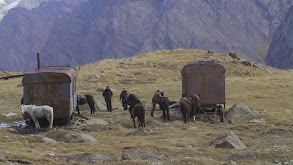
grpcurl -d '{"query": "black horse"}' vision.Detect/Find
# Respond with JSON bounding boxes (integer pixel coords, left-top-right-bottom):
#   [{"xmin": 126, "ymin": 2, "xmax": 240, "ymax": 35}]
[
  {"xmin": 127, "ymin": 94, "xmax": 145, "ymax": 128},
  {"xmin": 158, "ymin": 96, "xmax": 170, "ymax": 120},
  {"xmin": 76, "ymin": 94, "xmax": 96, "ymax": 114}
]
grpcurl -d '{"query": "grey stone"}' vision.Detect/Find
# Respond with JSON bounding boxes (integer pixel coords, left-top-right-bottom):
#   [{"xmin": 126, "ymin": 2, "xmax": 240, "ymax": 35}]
[
  {"xmin": 122, "ymin": 147, "xmax": 171, "ymax": 162},
  {"xmin": 89, "ymin": 74, "xmax": 101, "ymax": 79},
  {"xmin": 59, "ymin": 153, "xmax": 114, "ymax": 164},
  {"xmin": 248, "ymin": 118, "xmax": 265, "ymax": 123},
  {"xmin": 139, "ymin": 69, "xmax": 151, "ymax": 74},
  {"xmin": 283, "ymin": 109, "xmax": 292, "ymax": 113},
  {"xmin": 128, "ymin": 129, "xmax": 149, "ymax": 136},
  {"xmin": 225, "ymin": 103, "xmax": 254, "ymax": 119},
  {"xmin": 209, "ymin": 131, "xmax": 246, "ymax": 149},
  {"xmin": 0, "ymin": 150, "xmax": 4, "ymax": 158},
  {"xmin": 42, "ymin": 137, "xmax": 56, "ymax": 143},
  {"xmin": 84, "ymin": 119, "xmax": 109, "ymax": 126},
  {"xmin": 62, "ymin": 132, "xmax": 97, "ymax": 143},
  {"xmin": 117, "ymin": 73, "xmax": 135, "ymax": 78},
  {"xmin": 97, "ymin": 86, "xmax": 106, "ymax": 92},
  {"xmin": 95, "ymin": 99, "xmax": 107, "ymax": 111}
]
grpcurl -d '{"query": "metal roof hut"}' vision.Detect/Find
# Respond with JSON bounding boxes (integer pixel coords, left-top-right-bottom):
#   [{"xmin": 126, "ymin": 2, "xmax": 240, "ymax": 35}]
[
  {"xmin": 22, "ymin": 66, "xmax": 78, "ymax": 124},
  {"xmin": 181, "ymin": 61, "xmax": 226, "ymax": 122}
]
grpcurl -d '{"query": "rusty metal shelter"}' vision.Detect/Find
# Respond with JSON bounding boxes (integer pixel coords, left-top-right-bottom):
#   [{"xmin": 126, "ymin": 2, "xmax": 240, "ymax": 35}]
[
  {"xmin": 22, "ymin": 66, "xmax": 78, "ymax": 124},
  {"xmin": 181, "ymin": 61, "xmax": 226, "ymax": 122}
]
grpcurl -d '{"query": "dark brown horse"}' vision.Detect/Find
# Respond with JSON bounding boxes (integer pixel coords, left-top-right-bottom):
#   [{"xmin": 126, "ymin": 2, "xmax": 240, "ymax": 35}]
[
  {"xmin": 76, "ymin": 94, "xmax": 96, "ymax": 114},
  {"xmin": 188, "ymin": 94, "xmax": 201, "ymax": 122},
  {"xmin": 130, "ymin": 103, "xmax": 145, "ymax": 128},
  {"xmin": 158, "ymin": 96, "xmax": 170, "ymax": 120},
  {"xmin": 127, "ymin": 94, "xmax": 145, "ymax": 128},
  {"xmin": 179, "ymin": 97, "xmax": 192, "ymax": 123}
]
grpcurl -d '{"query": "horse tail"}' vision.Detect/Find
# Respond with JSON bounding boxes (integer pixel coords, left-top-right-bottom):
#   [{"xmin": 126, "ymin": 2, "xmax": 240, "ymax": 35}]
[{"xmin": 50, "ymin": 107, "xmax": 54, "ymax": 129}]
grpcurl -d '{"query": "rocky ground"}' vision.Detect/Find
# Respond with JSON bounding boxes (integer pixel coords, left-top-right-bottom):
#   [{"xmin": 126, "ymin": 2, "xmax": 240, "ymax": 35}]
[{"xmin": 0, "ymin": 49, "xmax": 292, "ymax": 165}]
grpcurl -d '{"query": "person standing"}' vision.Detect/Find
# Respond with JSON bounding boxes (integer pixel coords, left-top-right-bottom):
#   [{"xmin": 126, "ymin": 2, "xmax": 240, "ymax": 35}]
[
  {"xmin": 150, "ymin": 89, "xmax": 163, "ymax": 117},
  {"xmin": 103, "ymin": 86, "xmax": 113, "ymax": 112},
  {"xmin": 119, "ymin": 88, "xmax": 129, "ymax": 110}
]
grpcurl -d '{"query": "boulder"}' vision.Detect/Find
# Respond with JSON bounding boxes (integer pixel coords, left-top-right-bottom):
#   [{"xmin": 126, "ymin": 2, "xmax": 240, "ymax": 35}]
[
  {"xmin": 283, "ymin": 109, "xmax": 292, "ymax": 113},
  {"xmin": 95, "ymin": 99, "xmax": 107, "ymax": 111},
  {"xmin": 59, "ymin": 153, "xmax": 114, "ymax": 164},
  {"xmin": 84, "ymin": 119, "xmax": 109, "ymax": 126},
  {"xmin": 122, "ymin": 147, "xmax": 171, "ymax": 162},
  {"xmin": 240, "ymin": 60, "xmax": 252, "ymax": 66},
  {"xmin": 97, "ymin": 86, "xmax": 106, "ymax": 92},
  {"xmin": 89, "ymin": 74, "xmax": 101, "ymax": 79},
  {"xmin": 42, "ymin": 137, "xmax": 56, "ymax": 143},
  {"xmin": 139, "ymin": 69, "xmax": 151, "ymax": 74},
  {"xmin": 209, "ymin": 131, "xmax": 246, "ymax": 149},
  {"xmin": 228, "ymin": 51, "xmax": 240, "ymax": 60},
  {"xmin": 62, "ymin": 132, "xmax": 97, "ymax": 143},
  {"xmin": 225, "ymin": 103, "xmax": 254, "ymax": 119}
]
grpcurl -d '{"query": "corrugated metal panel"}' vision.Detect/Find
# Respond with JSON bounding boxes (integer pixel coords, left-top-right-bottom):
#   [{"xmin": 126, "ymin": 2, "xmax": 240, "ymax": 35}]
[
  {"xmin": 181, "ymin": 61, "xmax": 226, "ymax": 105},
  {"xmin": 22, "ymin": 66, "xmax": 77, "ymax": 83},
  {"xmin": 22, "ymin": 66, "xmax": 77, "ymax": 119}
]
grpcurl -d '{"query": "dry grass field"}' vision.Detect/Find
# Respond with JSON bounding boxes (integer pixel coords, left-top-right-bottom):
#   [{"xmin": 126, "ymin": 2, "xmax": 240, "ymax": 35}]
[{"xmin": 0, "ymin": 49, "xmax": 292, "ymax": 165}]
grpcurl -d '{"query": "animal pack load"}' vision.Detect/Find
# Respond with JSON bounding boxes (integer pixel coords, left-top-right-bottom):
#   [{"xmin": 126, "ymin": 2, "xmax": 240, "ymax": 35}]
[
  {"xmin": 22, "ymin": 66, "xmax": 78, "ymax": 124},
  {"xmin": 181, "ymin": 61, "xmax": 226, "ymax": 122}
]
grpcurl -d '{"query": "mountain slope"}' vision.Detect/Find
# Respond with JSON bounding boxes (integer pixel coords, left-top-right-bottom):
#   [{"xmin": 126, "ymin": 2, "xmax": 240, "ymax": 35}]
[
  {"xmin": 266, "ymin": 6, "xmax": 293, "ymax": 69},
  {"xmin": 1, "ymin": 0, "xmax": 293, "ymax": 71}
]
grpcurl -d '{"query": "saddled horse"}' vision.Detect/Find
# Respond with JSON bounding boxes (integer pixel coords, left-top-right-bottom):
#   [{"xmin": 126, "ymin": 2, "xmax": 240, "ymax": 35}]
[
  {"xmin": 158, "ymin": 96, "xmax": 170, "ymax": 120},
  {"xmin": 188, "ymin": 94, "xmax": 201, "ymax": 122},
  {"xmin": 127, "ymin": 94, "xmax": 145, "ymax": 128},
  {"xmin": 76, "ymin": 94, "xmax": 96, "ymax": 114},
  {"xmin": 179, "ymin": 97, "xmax": 192, "ymax": 123},
  {"xmin": 21, "ymin": 104, "xmax": 54, "ymax": 129}
]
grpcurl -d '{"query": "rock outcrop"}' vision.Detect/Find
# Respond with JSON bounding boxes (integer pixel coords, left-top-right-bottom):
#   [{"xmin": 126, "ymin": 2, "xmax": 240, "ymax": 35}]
[{"xmin": 266, "ymin": 6, "xmax": 293, "ymax": 69}]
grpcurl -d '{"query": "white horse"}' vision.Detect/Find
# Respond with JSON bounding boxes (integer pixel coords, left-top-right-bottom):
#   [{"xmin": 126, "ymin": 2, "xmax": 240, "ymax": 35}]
[{"xmin": 21, "ymin": 104, "xmax": 54, "ymax": 129}]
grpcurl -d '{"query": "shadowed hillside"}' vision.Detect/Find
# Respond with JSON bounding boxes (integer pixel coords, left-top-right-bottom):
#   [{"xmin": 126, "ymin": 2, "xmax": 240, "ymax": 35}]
[
  {"xmin": 1, "ymin": 0, "xmax": 293, "ymax": 71},
  {"xmin": 0, "ymin": 49, "xmax": 292, "ymax": 164}
]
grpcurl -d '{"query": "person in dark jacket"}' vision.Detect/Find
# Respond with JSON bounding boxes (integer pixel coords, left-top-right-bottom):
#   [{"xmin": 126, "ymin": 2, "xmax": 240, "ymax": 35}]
[
  {"xmin": 119, "ymin": 88, "xmax": 129, "ymax": 110},
  {"xmin": 103, "ymin": 86, "xmax": 113, "ymax": 112}
]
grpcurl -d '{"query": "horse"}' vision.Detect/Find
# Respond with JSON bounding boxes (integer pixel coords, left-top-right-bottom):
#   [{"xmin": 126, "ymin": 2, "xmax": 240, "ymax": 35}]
[
  {"xmin": 127, "ymin": 94, "xmax": 139, "ymax": 113},
  {"xmin": 21, "ymin": 104, "xmax": 54, "ymax": 129},
  {"xmin": 188, "ymin": 94, "xmax": 201, "ymax": 122},
  {"xmin": 158, "ymin": 96, "xmax": 170, "ymax": 120},
  {"xmin": 130, "ymin": 103, "xmax": 146, "ymax": 128},
  {"xmin": 127, "ymin": 94, "xmax": 145, "ymax": 128},
  {"xmin": 179, "ymin": 97, "xmax": 192, "ymax": 123},
  {"xmin": 76, "ymin": 94, "xmax": 96, "ymax": 114}
]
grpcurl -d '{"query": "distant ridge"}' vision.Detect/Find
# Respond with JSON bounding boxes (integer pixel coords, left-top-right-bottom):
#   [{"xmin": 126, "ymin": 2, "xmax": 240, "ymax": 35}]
[{"xmin": 0, "ymin": 0, "xmax": 293, "ymax": 71}]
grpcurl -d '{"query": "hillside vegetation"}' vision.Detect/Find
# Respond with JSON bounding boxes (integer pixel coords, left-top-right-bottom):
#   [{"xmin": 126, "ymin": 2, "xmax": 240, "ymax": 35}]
[{"xmin": 0, "ymin": 49, "xmax": 292, "ymax": 164}]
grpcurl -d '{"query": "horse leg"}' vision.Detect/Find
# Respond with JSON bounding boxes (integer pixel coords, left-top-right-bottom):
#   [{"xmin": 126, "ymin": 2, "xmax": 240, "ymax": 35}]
[
  {"xmin": 133, "ymin": 118, "xmax": 136, "ymax": 128},
  {"xmin": 182, "ymin": 110, "xmax": 187, "ymax": 123},
  {"xmin": 45, "ymin": 114, "xmax": 52, "ymax": 129},
  {"xmin": 76, "ymin": 106, "xmax": 80, "ymax": 115},
  {"xmin": 167, "ymin": 108, "xmax": 170, "ymax": 120},
  {"xmin": 31, "ymin": 117, "xmax": 40, "ymax": 129},
  {"xmin": 138, "ymin": 117, "xmax": 141, "ymax": 127},
  {"xmin": 162, "ymin": 108, "xmax": 166, "ymax": 120}
]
